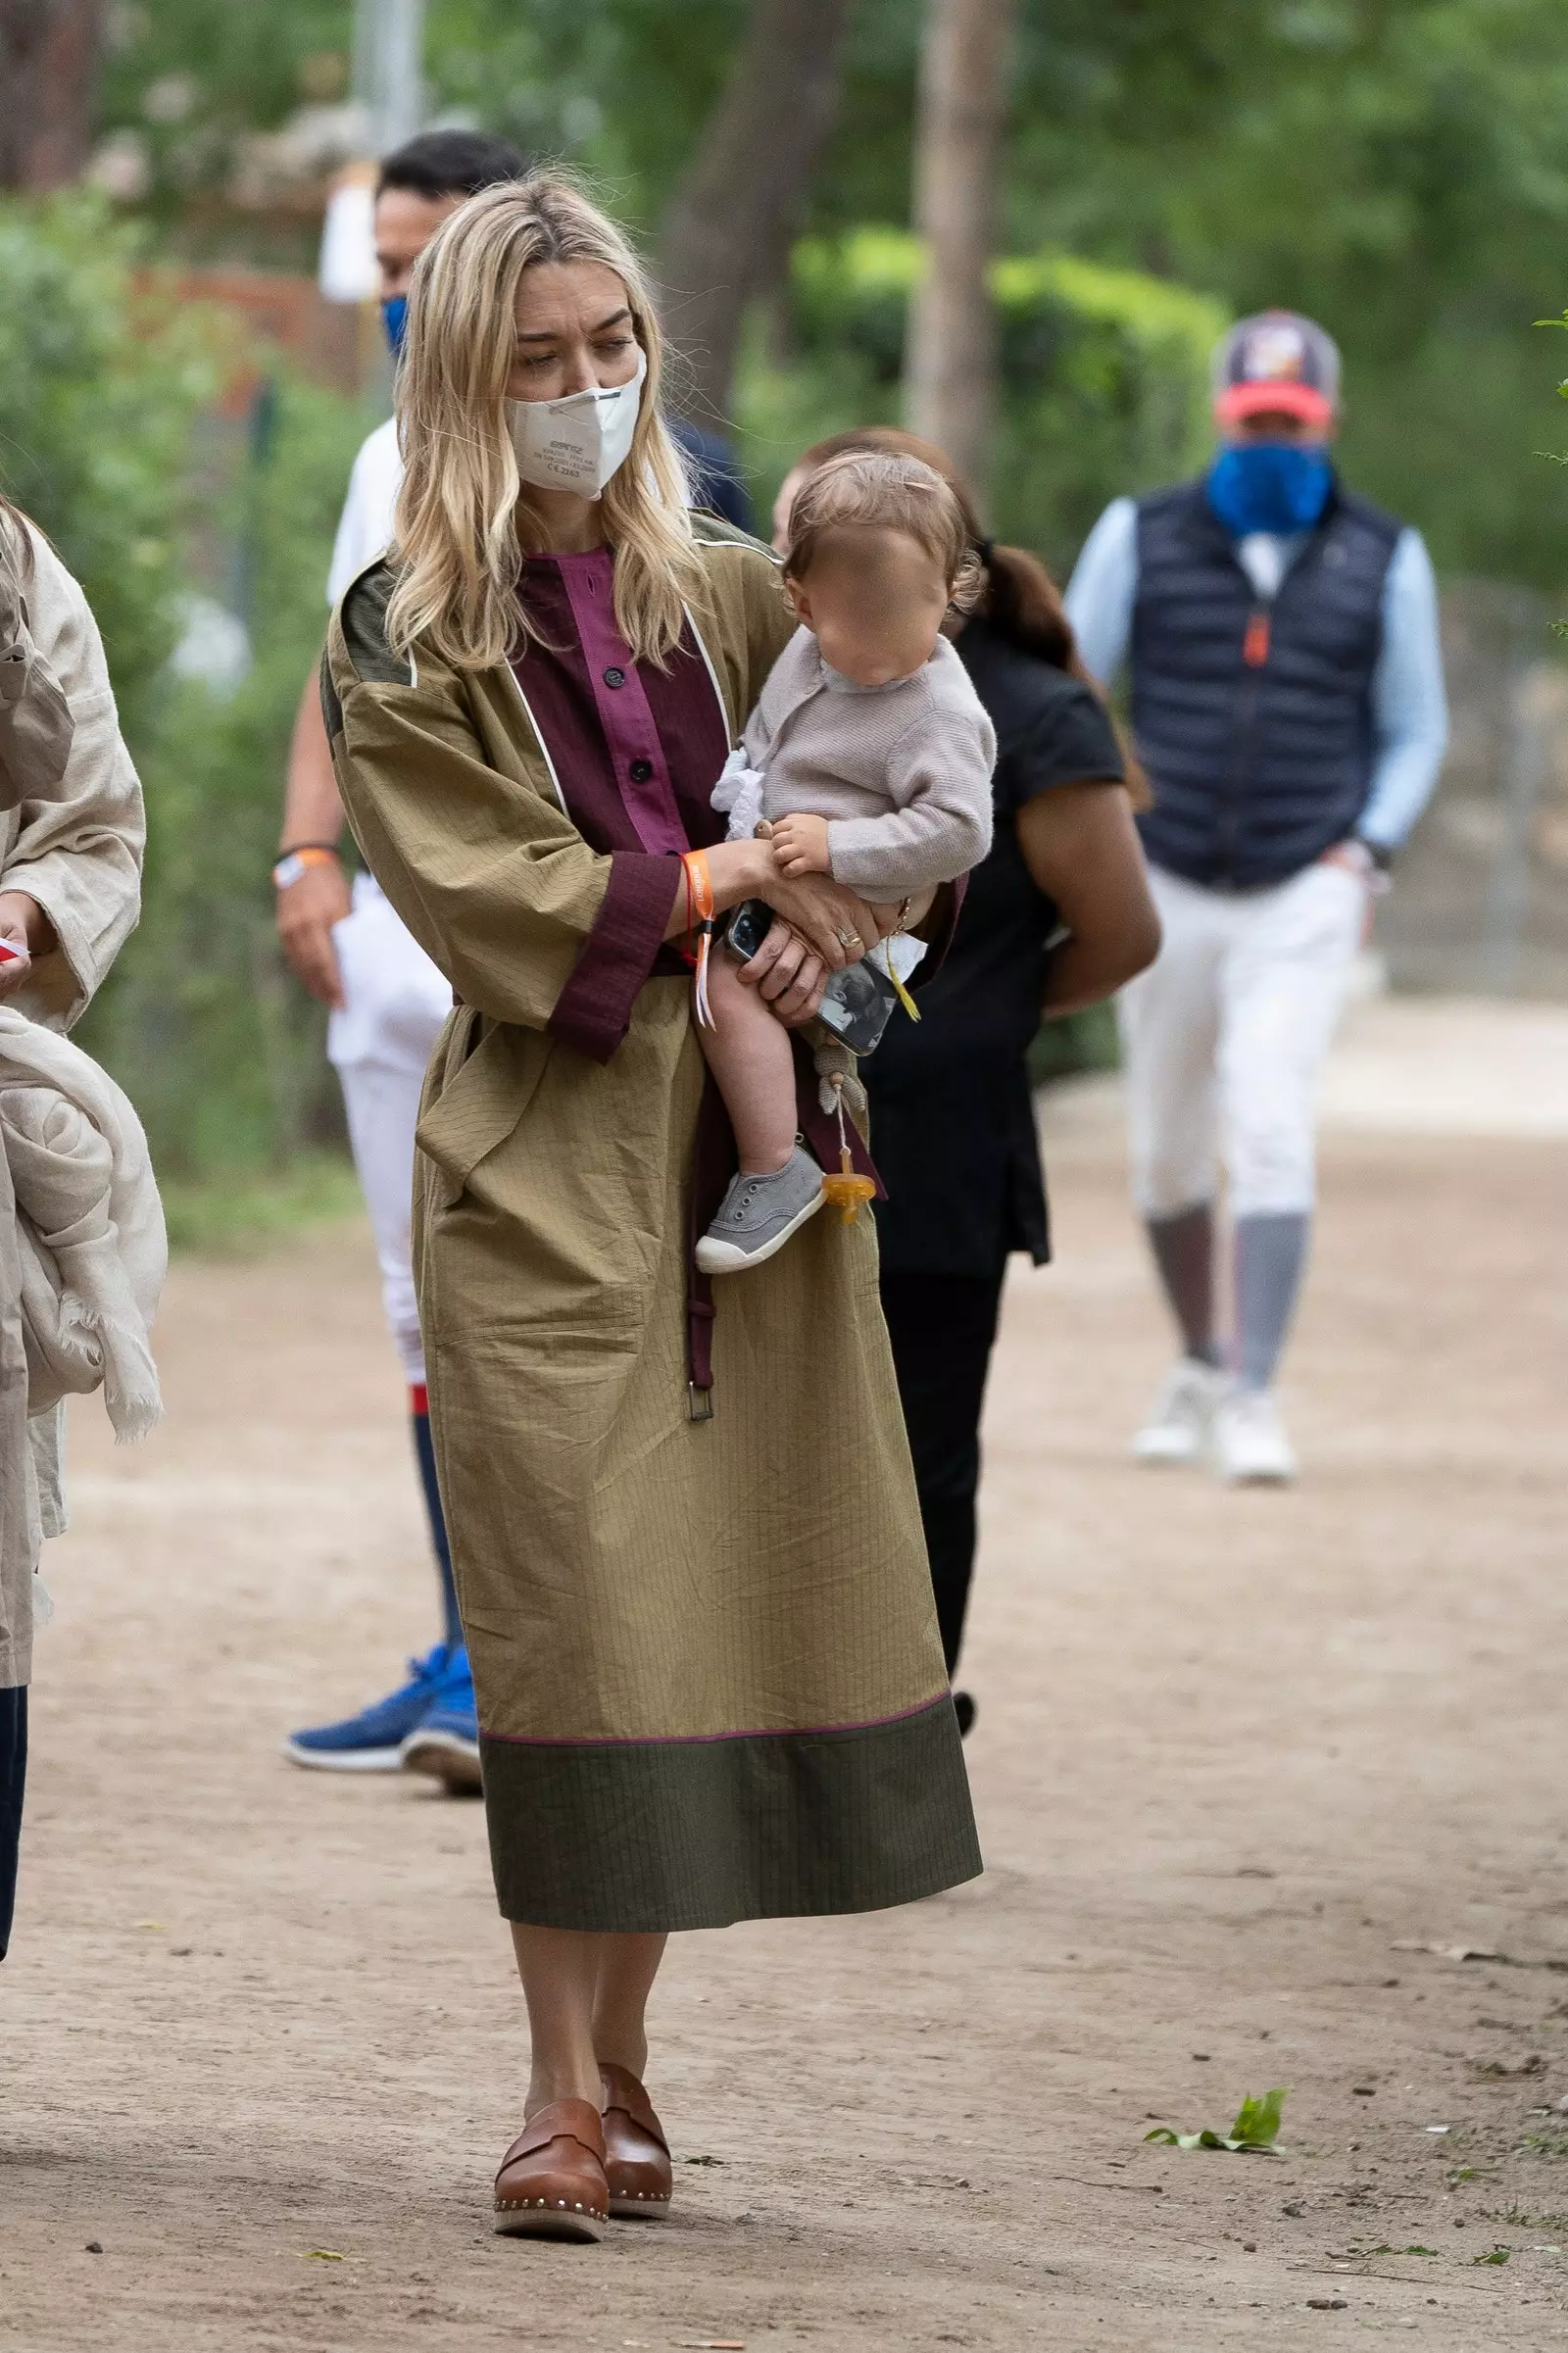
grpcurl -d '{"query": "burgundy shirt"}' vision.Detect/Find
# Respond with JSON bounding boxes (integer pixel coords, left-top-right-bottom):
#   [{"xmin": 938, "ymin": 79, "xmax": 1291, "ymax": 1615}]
[{"xmin": 510, "ymin": 549, "xmax": 730, "ymax": 1063}]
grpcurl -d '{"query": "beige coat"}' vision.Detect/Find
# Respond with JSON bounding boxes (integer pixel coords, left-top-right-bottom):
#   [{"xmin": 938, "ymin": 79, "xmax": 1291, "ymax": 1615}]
[
  {"xmin": 0, "ymin": 517, "xmax": 145, "ymax": 1687},
  {"xmin": 324, "ymin": 525, "xmax": 979, "ymax": 1932}
]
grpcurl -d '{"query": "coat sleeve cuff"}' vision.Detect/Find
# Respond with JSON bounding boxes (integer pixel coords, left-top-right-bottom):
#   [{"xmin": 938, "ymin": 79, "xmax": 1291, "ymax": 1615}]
[{"xmin": 548, "ymin": 852, "xmax": 679, "ymax": 1063}]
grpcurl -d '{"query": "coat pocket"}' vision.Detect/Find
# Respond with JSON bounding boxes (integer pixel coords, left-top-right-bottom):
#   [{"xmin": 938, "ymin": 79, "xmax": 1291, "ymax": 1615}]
[{"xmin": 416, "ymin": 1010, "xmax": 554, "ymax": 1208}]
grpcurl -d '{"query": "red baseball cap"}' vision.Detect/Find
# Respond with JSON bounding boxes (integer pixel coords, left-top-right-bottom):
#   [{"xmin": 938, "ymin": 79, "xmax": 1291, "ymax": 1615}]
[{"xmin": 1212, "ymin": 311, "xmax": 1341, "ymax": 428}]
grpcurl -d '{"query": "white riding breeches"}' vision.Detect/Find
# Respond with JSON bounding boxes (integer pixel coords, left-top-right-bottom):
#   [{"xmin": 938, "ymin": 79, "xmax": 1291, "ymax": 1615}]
[
  {"xmin": 326, "ymin": 875, "xmax": 453, "ymax": 1384},
  {"xmin": 1116, "ymin": 858, "xmax": 1366, "ymax": 1221}
]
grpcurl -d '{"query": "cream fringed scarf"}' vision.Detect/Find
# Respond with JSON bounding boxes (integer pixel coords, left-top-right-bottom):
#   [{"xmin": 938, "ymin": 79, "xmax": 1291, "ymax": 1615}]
[
  {"xmin": 0, "ymin": 1008, "xmax": 165, "ymax": 1686},
  {"xmin": 1, "ymin": 1008, "xmax": 165, "ymax": 1438}
]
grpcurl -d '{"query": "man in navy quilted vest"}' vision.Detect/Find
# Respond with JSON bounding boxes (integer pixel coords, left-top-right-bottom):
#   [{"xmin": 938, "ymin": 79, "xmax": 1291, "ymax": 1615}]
[{"xmin": 1065, "ymin": 311, "xmax": 1447, "ymax": 1484}]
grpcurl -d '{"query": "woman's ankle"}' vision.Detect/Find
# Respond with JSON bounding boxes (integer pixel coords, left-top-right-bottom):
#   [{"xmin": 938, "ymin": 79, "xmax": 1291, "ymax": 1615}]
[
  {"xmin": 592, "ymin": 2028, "xmax": 649, "ymax": 2081},
  {"xmin": 525, "ymin": 2055, "xmax": 603, "ymax": 2115}
]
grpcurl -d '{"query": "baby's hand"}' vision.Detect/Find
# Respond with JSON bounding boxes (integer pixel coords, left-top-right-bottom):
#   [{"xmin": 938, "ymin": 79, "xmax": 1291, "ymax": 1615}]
[{"xmin": 770, "ymin": 811, "xmax": 832, "ymax": 879}]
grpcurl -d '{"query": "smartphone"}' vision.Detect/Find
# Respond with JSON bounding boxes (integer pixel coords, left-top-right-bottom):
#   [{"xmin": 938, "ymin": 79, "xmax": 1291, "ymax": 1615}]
[
  {"xmin": 725, "ymin": 898, "xmax": 898, "ymax": 1055},
  {"xmin": 724, "ymin": 899, "xmax": 773, "ymax": 960}
]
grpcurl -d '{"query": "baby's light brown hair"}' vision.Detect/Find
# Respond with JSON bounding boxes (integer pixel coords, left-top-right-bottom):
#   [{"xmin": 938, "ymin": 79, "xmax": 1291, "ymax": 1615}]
[{"xmin": 782, "ymin": 450, "xmax": 983, "ymax": 609}]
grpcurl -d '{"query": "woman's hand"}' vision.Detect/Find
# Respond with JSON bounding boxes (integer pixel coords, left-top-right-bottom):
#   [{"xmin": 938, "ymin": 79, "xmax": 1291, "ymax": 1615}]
[
  {"xmin": 0, "ymin": 889, "xmax": 54, "ymax": 1001},
  {"xmin": 757, "ymin": 867, "xmax": 885, "ymax": 970},
  {"xmin": 737, "ymin": 869, "xmax": 886, "ymax": 1028},
  {"xmin": 738, "ymin": 920, "xmax": 830, "ymax": 1026}
]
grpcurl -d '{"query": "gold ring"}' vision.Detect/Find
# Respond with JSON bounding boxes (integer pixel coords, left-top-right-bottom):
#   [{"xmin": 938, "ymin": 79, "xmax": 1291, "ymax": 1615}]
[{"xmin": 836, "ymin": 928, "xmax": 863, "ymax": 952}]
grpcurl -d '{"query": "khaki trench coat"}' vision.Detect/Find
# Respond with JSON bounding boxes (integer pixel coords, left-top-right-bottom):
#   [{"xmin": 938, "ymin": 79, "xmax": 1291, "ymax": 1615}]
[{"xmin": 325, "ymin": 523, "xmax": 979, "ymax": 1932}]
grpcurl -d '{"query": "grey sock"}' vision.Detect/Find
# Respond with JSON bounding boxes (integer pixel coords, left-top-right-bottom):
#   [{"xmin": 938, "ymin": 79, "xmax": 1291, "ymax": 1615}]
[
  {"xmin": 1146, "ymin": 1201, "xmax": 1222, "ymax": 1368},
  {"xmin": 1235, "ymin": 1211, "xmax": 1310, "ymax": 1392}
]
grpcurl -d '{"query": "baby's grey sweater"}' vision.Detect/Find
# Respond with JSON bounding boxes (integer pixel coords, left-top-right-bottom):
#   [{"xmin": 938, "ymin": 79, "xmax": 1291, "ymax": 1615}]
[{"xmin": 741, "ymin": 627, "xmax": 996, "ymax": 895}]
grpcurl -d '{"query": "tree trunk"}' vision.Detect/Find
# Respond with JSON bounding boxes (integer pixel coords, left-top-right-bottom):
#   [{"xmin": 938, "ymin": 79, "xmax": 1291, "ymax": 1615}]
[
  {"xmin": 905, "ymin": 0, "xmax": 1016, "ymax": 515},
  {"xmin": 0, "ymin": 0, "xmax": 105, "ymax": 191},
  {"xmin": 658, "ymin": 0, "xmax": 852, "ymax": 424}
]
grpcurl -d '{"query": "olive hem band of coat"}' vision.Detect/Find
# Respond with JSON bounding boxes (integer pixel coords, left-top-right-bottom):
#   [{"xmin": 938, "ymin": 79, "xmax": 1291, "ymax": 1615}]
[{"xmin": 478, "ymin": 1693, "xmax": 982, "ymax": 1933}]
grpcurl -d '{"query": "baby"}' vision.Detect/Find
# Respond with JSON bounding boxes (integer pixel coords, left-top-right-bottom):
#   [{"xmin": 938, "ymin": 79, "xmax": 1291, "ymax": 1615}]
[{"xmin": 695, "ymin": 451, "xmax": 996, "ymax": 1273}]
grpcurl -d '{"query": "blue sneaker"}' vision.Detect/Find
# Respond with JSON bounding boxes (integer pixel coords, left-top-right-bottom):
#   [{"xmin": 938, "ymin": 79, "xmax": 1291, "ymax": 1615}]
[
  {"xmin": 284, "ymin": 1642, "xmax": 462, "ymax": 1774},
  {"xmin": 399, "ymin": 1651, "xmax": 481, "ymax": 1794}
]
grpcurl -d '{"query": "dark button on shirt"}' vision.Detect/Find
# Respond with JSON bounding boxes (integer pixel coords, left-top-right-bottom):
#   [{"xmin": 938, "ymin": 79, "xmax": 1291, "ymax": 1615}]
[
  {"xmin": 629, "ymin": 757, "xmax": 654, "ymax": 783},
  {"xmin": 604, "ymin": 665, "xmax": 625, "ymax": 688}
]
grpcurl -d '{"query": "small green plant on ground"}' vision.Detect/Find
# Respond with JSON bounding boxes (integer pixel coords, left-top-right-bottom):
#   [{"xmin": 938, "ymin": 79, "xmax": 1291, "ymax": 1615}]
[{"xmin": 1146, "ymin": 2087, "xmax": 1288, "ymax": 2152}]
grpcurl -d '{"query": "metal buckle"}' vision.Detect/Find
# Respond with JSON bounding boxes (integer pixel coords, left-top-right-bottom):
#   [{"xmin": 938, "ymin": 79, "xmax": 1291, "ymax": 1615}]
[{"xmin": 687, "ymin": 1382, "xmax": 714, "ymax": 1424}]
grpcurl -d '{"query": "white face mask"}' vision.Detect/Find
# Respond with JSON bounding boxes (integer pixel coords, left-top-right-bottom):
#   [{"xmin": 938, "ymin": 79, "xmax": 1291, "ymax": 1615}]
[{"xmin": 506, "ymin": 346, "xmax": 647, "ymax": 499}]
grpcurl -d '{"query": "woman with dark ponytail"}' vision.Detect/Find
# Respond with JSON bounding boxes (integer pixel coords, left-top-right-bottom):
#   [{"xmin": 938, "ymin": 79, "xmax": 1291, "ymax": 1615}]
[{"xmin": 774, "ymin": 432, "xmax": 1161, "ymax": 1731}]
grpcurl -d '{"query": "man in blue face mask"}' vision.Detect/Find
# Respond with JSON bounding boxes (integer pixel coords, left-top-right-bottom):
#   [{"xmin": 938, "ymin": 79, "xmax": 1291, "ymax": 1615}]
[{"xmin": 1065, "ymin": 311, "xmax": 1447, "ymax": 1487}]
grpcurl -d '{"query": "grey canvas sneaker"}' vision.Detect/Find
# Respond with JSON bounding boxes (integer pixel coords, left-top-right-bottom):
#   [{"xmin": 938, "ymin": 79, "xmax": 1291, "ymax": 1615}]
[{"xmin": 695, "ymin": 1145, "xmax": 825, "ymax": 1274}]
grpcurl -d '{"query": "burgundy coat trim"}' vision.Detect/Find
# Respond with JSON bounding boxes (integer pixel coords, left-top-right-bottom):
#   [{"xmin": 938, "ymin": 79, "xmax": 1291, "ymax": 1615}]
[{"xmin": 549, "ymin": 852, "xmax": 678, "ymax": 1065}]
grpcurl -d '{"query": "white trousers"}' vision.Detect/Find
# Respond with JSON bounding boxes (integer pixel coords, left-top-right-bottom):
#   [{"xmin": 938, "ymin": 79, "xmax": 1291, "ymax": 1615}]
[
  {"xmin": 326, "ymin": 876, "xmax": 454, "ymax": 1384},
  {"xmin": 1117, "ymin": 859, "xmax": 1365, "ymax": 1221}
]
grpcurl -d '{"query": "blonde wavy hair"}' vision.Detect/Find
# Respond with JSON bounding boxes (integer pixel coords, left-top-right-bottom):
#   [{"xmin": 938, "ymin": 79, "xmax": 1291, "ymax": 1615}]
[{"xmin": 385, "ymin": 172, "xmax": 706, "ymax": 671}]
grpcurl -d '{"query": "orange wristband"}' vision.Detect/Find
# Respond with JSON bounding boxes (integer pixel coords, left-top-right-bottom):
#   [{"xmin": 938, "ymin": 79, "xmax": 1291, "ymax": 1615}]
[
  {"xmin": 272, "ymin": 845, "xmax": 341, "ymax": 890},
  {"xmin": 681, "ymin": 849, "xmax": 715, "ymax": 1028}
]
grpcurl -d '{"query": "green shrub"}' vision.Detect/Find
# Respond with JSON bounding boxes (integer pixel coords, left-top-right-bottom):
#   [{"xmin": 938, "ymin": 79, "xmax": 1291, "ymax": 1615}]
[
  {"xmin": 0, "ymin": 193, "xmax": 218, "ymax": 750},
  {"xmin": 86, "ymin": 375, "xmax": 371, "ymax": 1180},
  {"xmin": 735, "ymin": 226, "xmax": 1229, "ymax": 572},
  {"xmin": 0, "ymin": 192, "xmax": 372, "ymax": 1184}
]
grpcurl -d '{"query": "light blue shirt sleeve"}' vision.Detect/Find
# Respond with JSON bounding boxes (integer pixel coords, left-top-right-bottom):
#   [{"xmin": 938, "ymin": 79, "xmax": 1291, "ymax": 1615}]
[
  {"xmin": 1358, "ymin": 527, "xmax": 1447, "ymax": 852},
  {"xmin": 1062, "ymin": 496, "xmax": 1140, "ymax": 688}
]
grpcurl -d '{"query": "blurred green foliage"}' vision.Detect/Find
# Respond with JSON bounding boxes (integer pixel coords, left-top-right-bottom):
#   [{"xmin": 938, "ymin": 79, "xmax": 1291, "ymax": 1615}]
[
  {"xmin": 94, "ymin": 1, "xmax": 1568, "ymax": 586},
  {"xmin": 736, "ymin": 228, "xmax": 1227, "ymax": 569},
  {"xmin": 84, "ymin": 371, "xmax": 370, "ymax": 1182},
  {"xmin": 0, "ymin": 194, "xmax": 369, "ymax": 1186},
  {"xmin": 0, "ymin": 194, "xmax": 217, "ymax": 749}
]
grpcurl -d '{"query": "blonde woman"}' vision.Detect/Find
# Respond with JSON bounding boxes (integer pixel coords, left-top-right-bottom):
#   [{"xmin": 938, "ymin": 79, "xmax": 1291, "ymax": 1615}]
[{"xmin": 323, "ymin": 175, "xmax": 980, "ymax": 2242}]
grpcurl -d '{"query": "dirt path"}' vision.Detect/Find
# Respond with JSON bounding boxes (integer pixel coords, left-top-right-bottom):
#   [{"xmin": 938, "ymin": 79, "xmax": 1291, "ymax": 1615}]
[{"xmin": 5, "ymin": 1041, "xmax": 1568, "ymax": 2350}]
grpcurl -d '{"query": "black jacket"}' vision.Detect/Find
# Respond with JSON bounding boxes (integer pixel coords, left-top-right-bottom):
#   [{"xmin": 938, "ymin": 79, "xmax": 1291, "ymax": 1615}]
[{"xmin": 866, "ymin": 618, "xmax": 1123, "ymax": 1277}]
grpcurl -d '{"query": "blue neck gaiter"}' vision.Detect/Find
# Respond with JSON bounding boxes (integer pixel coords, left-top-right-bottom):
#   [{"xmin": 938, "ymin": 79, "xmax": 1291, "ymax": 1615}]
[
  {"xmin": 1206, "ymin": 442, "xmax": 1333, "ymax": 537},
  {"xmin": 381, "ymin": 294, "xmax": 408, "ymax": 359}
]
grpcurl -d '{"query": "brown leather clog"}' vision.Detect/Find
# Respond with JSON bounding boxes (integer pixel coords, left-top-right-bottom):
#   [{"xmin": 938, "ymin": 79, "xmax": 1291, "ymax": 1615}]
[
  {"xmin": 599, "ymin": 2062, "xmax": 672, "ymax": 2221},
  {"xmin": 493, "ymin": 2098, "xmax": 609, "ymax": 2241}
]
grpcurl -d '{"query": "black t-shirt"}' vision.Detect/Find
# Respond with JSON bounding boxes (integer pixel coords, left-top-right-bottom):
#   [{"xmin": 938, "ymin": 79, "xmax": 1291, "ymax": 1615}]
[{"xmin": 866, "ymin": 615, "xmax": 1125, "ymax": 1278}]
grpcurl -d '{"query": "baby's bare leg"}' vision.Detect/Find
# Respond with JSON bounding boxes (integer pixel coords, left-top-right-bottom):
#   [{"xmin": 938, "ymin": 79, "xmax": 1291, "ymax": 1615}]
[{"xmin": 698, "ymin": 950, "xmax": 800, "ymax": 1173}]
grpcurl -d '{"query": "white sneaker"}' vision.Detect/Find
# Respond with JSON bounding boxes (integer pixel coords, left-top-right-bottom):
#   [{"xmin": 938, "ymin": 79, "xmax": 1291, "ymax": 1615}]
[
  {"xmin": 1132, "ymin": 1357, "xmax": 1228, "ymax": 1465},
  {"xmin": 1211, "ymin": 1387, "xmax": 1298, "ymax": 1486}
]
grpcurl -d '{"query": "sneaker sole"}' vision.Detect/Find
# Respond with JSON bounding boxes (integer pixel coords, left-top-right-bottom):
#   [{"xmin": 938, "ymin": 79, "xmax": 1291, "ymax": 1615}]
[
  {"xmin": 401, "ymin": 1730, "xmax": 483, "ymax": 1793},
  {"xmin": 282, "ymin": 1738, "xmax": 407, "ymax": 1773},
  {"xmin": 695, "ymin": 1186, "xmax": 825, "ymax": 1275},
  {"xmin": 1131, "ymin": 1432, "xmax": 1206, "ymax": 1466}
]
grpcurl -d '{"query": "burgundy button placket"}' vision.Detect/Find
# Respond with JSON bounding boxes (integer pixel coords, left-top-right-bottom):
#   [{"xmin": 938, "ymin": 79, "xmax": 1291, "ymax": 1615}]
[{"xmin": 556, "ymin": 552, "xmax": 687, "ymax": 856}]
